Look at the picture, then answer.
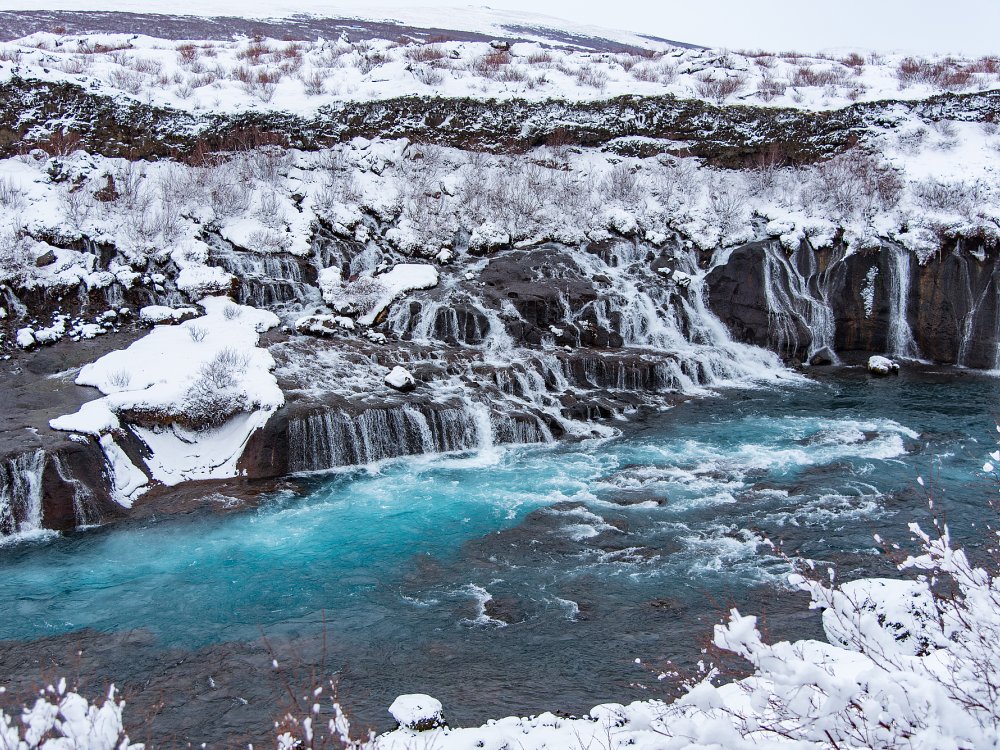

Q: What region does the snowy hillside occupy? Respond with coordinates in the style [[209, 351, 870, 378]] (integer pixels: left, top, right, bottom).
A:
[[1, 20, 998, 112]]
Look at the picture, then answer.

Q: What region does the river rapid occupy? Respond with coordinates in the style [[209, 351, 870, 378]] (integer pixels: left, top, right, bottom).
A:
[[0, 366, 995, 740]]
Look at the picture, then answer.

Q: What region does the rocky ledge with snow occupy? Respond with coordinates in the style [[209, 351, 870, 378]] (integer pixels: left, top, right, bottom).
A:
[[0, 7, 997, 541]]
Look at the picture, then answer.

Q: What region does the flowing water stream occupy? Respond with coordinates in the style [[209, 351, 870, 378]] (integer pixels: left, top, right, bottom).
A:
[[0, 368, 996, 733]]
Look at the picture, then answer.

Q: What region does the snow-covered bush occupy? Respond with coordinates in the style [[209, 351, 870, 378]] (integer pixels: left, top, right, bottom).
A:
[[683, 513, 1000, 750], [180, 347, 253, 429], [695, 71, 747, 103], [808, 150, 902, 220], [0, 682, 142, 750], [274, 681, 374, 750]]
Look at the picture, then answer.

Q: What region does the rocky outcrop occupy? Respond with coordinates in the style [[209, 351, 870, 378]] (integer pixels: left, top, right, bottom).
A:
[[706, 239, 1000, 367], [5, 72, 1000, 166]]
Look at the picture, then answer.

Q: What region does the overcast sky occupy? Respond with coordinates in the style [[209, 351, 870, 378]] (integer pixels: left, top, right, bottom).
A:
[[386, 0, 999, 56], [5, 0, 997, 55]]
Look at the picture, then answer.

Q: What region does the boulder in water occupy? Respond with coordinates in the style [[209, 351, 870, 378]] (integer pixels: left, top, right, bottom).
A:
[[388, 694, 445, 731], [867, 355, 900, 376], [385, 366, 416, 392], [809, 347, 836, 366]]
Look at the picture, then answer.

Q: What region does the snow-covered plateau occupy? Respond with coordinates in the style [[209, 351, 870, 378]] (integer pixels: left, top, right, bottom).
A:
[[0, 5, 999, 749]]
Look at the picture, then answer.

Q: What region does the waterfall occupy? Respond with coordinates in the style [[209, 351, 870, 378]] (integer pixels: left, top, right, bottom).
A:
[[387, 298, 489, 345], [568, 240, 785, 386], [886, 244, 920, 360], [51, 453, 99, 528], [0, 450, 46, 538], [759, 243, 838, 362], [208, 240, 317, 309], [287, 401, 518, 473]]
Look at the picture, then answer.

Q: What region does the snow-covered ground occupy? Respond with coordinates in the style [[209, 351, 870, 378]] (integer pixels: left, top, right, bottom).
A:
[[0, 2, 680, 51], [48, 297, 282, 504], [0, 25, 997, 113]]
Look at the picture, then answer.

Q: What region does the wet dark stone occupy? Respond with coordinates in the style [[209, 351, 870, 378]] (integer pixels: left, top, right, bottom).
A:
[[706, 239, 1000, 368], [484, 597, 527, 625], [808, 346, 836, 366]]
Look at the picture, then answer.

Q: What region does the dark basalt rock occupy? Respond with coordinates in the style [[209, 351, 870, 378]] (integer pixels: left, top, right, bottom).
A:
[[808, 346, 836, 366], [706, 239, 1000, 367], [483, 596, 526, 625]]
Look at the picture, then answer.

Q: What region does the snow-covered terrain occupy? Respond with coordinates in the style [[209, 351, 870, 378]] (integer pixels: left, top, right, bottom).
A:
[[48, 297, 281, 502], [0, 5, 999, 748], [1, 25, 998, 113]]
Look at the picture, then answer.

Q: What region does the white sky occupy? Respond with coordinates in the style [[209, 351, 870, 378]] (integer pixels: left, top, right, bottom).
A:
[[4, 0, 998, 55], [435, 0, 999, 56]]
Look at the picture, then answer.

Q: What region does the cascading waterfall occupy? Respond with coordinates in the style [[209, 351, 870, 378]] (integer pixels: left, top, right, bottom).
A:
[[387, 297, 488, 346], [954, 252, 993, 367], [287, 402, 513, 473], [886, 244, 921, 360], [0, 450, 46, 538], [574, 240, 785, 384], [51, 453, 99, 528], [759, 242, 838, 362]]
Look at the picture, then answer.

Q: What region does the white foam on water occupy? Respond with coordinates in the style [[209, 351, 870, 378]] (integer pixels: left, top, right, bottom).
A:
[[0, 527, 60, 548], [552, 597, 580, 622], [671, 523, 789, 584], [457, 583, 507, 628]]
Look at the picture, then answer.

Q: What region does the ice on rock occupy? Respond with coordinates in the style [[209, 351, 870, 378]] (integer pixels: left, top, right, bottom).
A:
[[867, 355, 900, 376], [385, 366, 416, 392], [388, 694, 445, 731]]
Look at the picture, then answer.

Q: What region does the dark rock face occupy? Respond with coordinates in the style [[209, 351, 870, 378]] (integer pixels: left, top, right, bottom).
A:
[[704, 241, 780, 353], [5, 67, 1000, 166], [0, 440, 124, 535], [707, 239, 1000, 367], [0, 331, 147, 536]]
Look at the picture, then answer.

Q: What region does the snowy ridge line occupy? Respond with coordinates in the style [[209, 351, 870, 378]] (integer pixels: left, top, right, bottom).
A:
[[1, 24, 999, 123], [0, 6, 694, 52], [0, 3, 679, 49]]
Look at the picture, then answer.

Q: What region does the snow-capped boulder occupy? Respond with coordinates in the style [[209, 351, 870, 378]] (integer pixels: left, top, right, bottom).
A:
[[868, 355, 900, 376], [296, 313, 355, 337], [388, 694, 445, 731], [139, 305, 200, 326], [384, 366, 416, 392], [16, 328, 36, 349], [468, 222, 510, 255]]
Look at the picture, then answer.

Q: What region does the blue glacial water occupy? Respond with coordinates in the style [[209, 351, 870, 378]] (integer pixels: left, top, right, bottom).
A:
[[0, 367, 997, 727]]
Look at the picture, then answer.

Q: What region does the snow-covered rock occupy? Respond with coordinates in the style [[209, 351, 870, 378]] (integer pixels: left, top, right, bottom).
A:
[[359, 264, 440, 325], [15, 328, 36, 349], [388, 694, 445, 731], [50, 297, 283, 491], [469, 222, 510, 254], [868, 355, 900, 376], [139, 305, 200, 326], [384, 366, 416, 392], [295, 313, 356, 336]]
